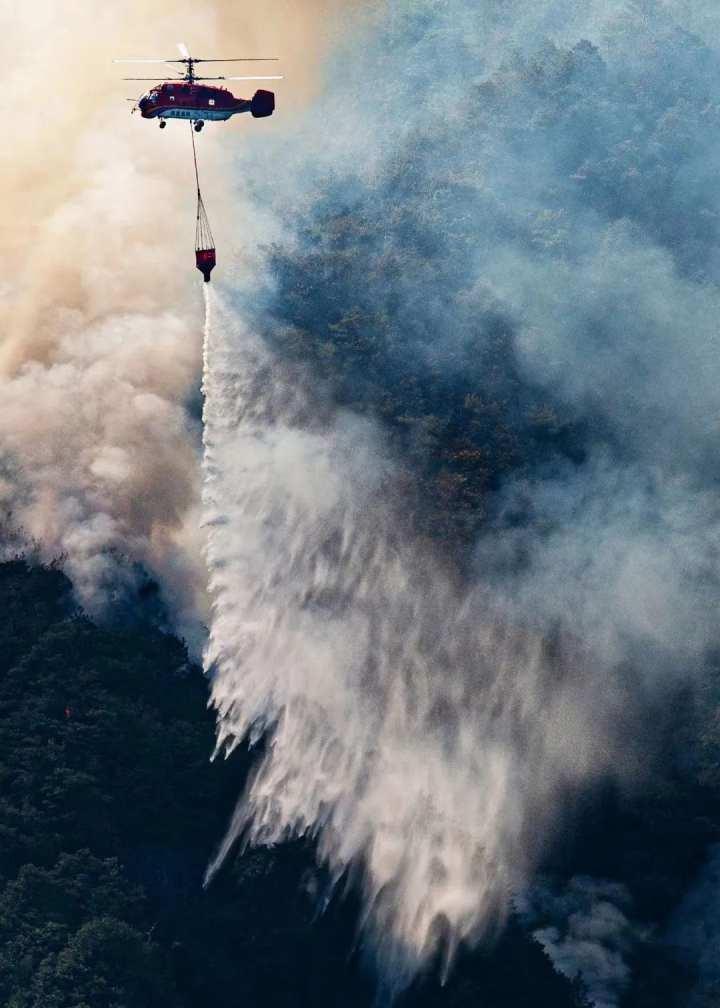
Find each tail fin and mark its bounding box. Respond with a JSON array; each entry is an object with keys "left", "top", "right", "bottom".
[{"left": 250, "top": 89, "right": 275, "bottom": 118}]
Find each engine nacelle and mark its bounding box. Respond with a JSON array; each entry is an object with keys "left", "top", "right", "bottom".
[{"left": 251, "top": 89, "right": 275, "bottom": 118}]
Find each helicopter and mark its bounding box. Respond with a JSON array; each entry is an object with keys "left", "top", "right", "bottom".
[{"left": 115, "top": 42, "right": 283, "bottom": 132}]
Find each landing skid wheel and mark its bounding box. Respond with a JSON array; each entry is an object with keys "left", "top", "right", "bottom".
[
  {"left": 159, "top": 120, "right": 167, "bottom": 129},
  {"left": 194, "top": 120, "right": 204, "bottom": 132}
]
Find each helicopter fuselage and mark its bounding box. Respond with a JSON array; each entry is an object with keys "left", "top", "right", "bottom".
[{"left": 138, "top": 82, "right": 273, "bottom": 120}]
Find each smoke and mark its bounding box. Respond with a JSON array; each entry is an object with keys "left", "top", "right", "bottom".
[
  {"left": 0, "top": 304, "right": 203, "bottom": 636},
  {"left": 201, "top": 0, "right": 720, "bottom": 984},
  {"left": 517, "top": 876, "right": 641, "bottom": 1008},
  {"left": 1, "top": 0, "right": 349, "bottom": 643}
]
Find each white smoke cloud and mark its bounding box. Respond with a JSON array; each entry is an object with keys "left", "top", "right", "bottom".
[
  {"left": 1, "top": 0, "right": 349, "bottom": 644},
  {"left": 200, "top": 0, "right": 720, "bottom": 985},
  {"left": 517, "top": 876, "right": 642, "bottom": 1008},
  {"left": 474, "top": 457, "right": 720, "bottom": 668},
  {"left": 0, "top": 305, "right": 206, "bottom": 643}
]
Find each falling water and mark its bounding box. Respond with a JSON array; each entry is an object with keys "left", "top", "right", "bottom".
[{"left": 199, "top": 287, "right": 618, "bottom": 980}]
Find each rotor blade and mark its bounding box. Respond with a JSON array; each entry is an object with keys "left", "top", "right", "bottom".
[
  {"left": 193, "top": 57, "right": 280, "bottom": 62},
  {"left": 196, "top": 74, "right": 284, "bottom": 81},
  {"left": 177, "top": 41, "right": 190, "bottom": 59},
  {"left": 115, "top": 56, "right": 277, "bottom": 64},
  {"left": 122, "top": 77, "right": 164, "bottom": 81}
]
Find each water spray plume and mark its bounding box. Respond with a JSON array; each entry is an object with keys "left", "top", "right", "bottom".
[{"left": 199, "top": 290, "right": 621, "bottom": 980}]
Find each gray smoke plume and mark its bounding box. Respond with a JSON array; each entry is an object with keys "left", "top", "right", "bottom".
[
  {"left": 201, "top": 0, "right": 720, "bottom": 983},
  {"left": 517, "top": 877, "right": 642, "bottom": 1008},
  {"left": 0, "top": 302, "right": 206, "bottom": 644},
  {"left": 0, "top": 0, "right": 348, "bottom": 647}
]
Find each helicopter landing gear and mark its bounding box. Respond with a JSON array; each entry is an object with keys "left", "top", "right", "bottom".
[
  {"left": 194, "top": 120, "right": 204, "bottom": 132},
  {"left": 159, "top": 119, "right": 167, "bottom": 129}
]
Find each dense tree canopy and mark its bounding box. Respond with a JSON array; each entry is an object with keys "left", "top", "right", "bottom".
[
  {"left": 1, "top": 558, "right": 718, "bottom": 1004},
  {"left": 0, "top": 559, "right": 591, "bottom": 1007}
]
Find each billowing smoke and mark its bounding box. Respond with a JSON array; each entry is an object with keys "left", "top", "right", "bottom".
[
  {"left": 1, "top": 0, "right": 348, "bottom": 644},
  {"left": 201, "top": 0, "right": 720, "bottom": 983},
  {"left": 0, "top": 303, "right": 204, "bottom": 641},
  {"left": 517, "top": 877, "right": 642, "bottom": 1008}
]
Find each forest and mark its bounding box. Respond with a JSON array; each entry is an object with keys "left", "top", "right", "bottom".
[
  {"left": 1, "top": 549, "right": 718, "bottom": 1006},
  {"left": 0, "top": 558, "right": 597, "bottom": 1007}
]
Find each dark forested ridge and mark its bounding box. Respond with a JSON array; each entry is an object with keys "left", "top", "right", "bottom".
[
  {"left": 2, "top": 558, "right": 719, "bottom": 1006},
  {"left": 0, "top": 559, "right": 592, "bottom": 1007}
]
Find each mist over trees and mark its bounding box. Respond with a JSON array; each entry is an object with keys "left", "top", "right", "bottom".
[
  {"left": 248, "top": 24, "right": 720, "bottom": 549},
  {"left": 217, "top": 9, "right": 720, "bottom": 1002}
]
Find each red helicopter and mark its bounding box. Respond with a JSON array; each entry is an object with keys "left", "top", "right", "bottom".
[
  {"left": 115, "top": 44, "right": 282, "bottom": 283},
  {"left": 115, "top": 43, "right": 282, "bottom": 133}
]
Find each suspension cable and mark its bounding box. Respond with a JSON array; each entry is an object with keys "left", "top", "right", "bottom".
[
  {"left": 190, "top": 122, "right": 214, "bottom": 252},
  {"left": 190, "top": 120, "right": 201, "bottom": 196}
]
